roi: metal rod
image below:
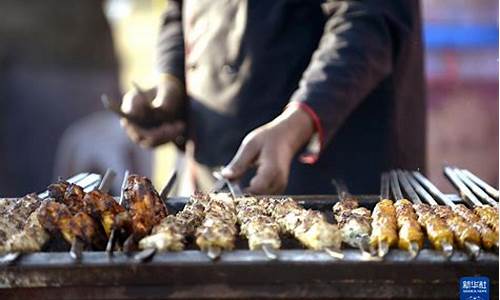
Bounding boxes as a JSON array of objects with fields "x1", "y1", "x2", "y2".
[
  {"x1": 441, "y1": 242, "x2": 454, "y2": 259},
  {"x1": 98, "y1": 169, "x2": 116, "y2": 193},
  {"x1": 406, "y1": 171, "x2": 438, "y2": 205},
  {"x1": 454, "y1": 168, "x2": 497, "y2": 207},
  {"x1": 412, "y1": 171, "x2": 454, "y2": 207},
  {"x1": 324, "y1": 247, "x2": 344, "y2": 260},
  {"x1": 332, "y1": 179, "x2": 350, "y2": 201},
  {"x1": 443, "y1": 166, "x2": 483, "y2": 207},
  {"x1": 408, "y1": 242, "x2": 420, "y2": 260},
  {"x1": 377, "y1": 241, "x2": 390, "y2": 258},
  {"x1": 207, "y1": 246, "x2": 222, "y2": 261},
  {"x1": 38, "y1": 173, "x2": 92, "y2": 199},
  {"x1": 262, "y1": 244, "x2": 279, "y2": 260},
  {"x1": 160, "y1": 169, "x2": 177, "y2": 202},
  {"x1": 398, "y1": 170, "x2": 422, "y2": 204},
  {"x1": 106, "y1": 170, "x2": 129, "y2": 256},
  {"x1": 380, "y1": 173, "x2": 390, "y2": 200},
  {"x1": 70, "y1": 238, "x2": 84, "y2": 261},
  {"x1": 133, "y1": 248, "x2": 157, "y2": 263},
  {"x1": 390, "y1": 170, "x2": 404, "y2": 200},
  {"x1": 462, "y1": 169, "x2": 499, "y2": 200},
  {"x1": 464, "y1": 241, "x2": 481, "y2": 260}
]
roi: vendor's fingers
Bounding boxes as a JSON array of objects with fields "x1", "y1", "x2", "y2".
[
  {"x1": 121, "y1": 88, "x2": 151, "y2": 117},
  {"x1": 121, "y1": 119, "x2": 144, "y2": 144},
  {"x1": 246, "y1": 163, "x2": 284, "y2": 195},
  {"x1": 222, "y1": 137, "x2": 260, "y2": 180}
]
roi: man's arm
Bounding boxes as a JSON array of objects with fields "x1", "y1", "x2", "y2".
[
  {"x1": 289, "y1": 1, "x2": 415, "y2": 158},
  {"x1": 223, "y1": 1, "x2": 418, "y2": 193},
  {"x1": 157, "y1": 0, "x2": 185, "y2": 84}
]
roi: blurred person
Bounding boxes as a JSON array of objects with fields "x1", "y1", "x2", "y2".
[
  {"x1": 120, "y1": 0, "x2": 426, "y2": 194},
  {"x1": 0, "y1": 0, "x2": 120, "y2": 196}
]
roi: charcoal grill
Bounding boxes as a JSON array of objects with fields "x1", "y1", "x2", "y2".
[{"x1": 0, "y1": 195, "x2": 497, "y2": 300}]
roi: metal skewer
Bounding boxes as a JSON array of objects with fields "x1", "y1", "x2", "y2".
[
  {"x1": 461, "y1": 169, "x2": 499, "y2": 200},
  {"x1": 70, "y1": 169, "x2": 116, "y2": 262},
  {"x1": 390, "y1": 171, "x2": 421, "y2": 260},
  {"x1": 133, "y1": 170, "x2": 178, "y2": 262},
  {"x1": 411, "y1": 171, "x2": 482, "y2": 260},
  {"x1": 399, "y1": 170, "x2": 454, "y2": 259},
  {"x1": 443, "y1": 166, "x2": 483, "y2": 207},
  {"x1": 332, "y1": 180, "x2": 374, "y2": 259},
  {"x1": 106, "y1": 170, "x2": 129, "y2": 257},
  {"x1": 375, "y1": 173, "x2": 391, "y2": 258},
  {"x1": 453, "y1": 168, "x2": 497, "y2": 207},
  {"x1": 212, "y1": 171, "x2": 280, "y2": 261}
]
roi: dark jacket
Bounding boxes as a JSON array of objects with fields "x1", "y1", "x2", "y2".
[{"x1": 158, "y1": 0, "x2": 426, "y2": 194}]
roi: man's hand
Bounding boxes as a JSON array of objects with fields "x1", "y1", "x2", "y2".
[
  {"x1": 221, "y1": 105, "x2": 315, "y2": 194},
  {"x1": 121, "y1": 75, "x2": 185, "y2": 148}
]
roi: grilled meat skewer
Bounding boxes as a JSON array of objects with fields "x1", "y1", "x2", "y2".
[
  {"x1": 195, "y1": 193, "x2": 238, "y2": 258},
  {"x1": 235, "y1": 197, "x2": 281, "y2": 252},
  {"x1": 83, "y1": 190, "x2": 131, "y2": 237},
  {"x1": 123, "y1": 175, "x2": 168, "y2": 240},
  {"x1": 474, "y1": 206, "x2": 499, "y2": 234},
  {"x1": 390, "y1": 171, "x2": 424, "y2": 258},
  {"x1": 397, "y1": 170, "x2": 454, "y2": 255},
  {"x1": 332, "y1": 181, "x2": 372, "y2": 255},
  {"x1": 431, "y1": 205, "x2": 482, "y2": 253},
  {"x1": 370, "y1": 174, "x2": 398, "y2": 257},
  {"x1": 452, "y1": 204, "x2": 498, "y2": 250},
  {"x1": 37, "y1": 200, "x2": 106, "y2": 251},
  {"x1": 266, "y1": 198, "x2": 342, "y2": 258},
  {"x1": 0, "y1": 194, "x2": 45, "y2": 252},
  {"x1": 139, "y1": 193, "x2": 209, "y2": 251}
]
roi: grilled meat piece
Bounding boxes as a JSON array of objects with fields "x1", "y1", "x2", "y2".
[
  {"x1": 38, "y1": 200, "x2": 74, "y2": 244},
  {"x1": 83, "y1": 190, "x2": 129, "y2": 237},
  {"x1": 139, "y1": 193, "x2": 209, "y2": 251},
  {"x1": 413, "y1": 203, "x2": 454, "y2": 251},
  {"x1": 236, "y1": 197, "x2": 281, "y2": 251},
  {"x1": 70, "y1": 212, "x2": 107, "y2": 250},
  {"x1": 394, "y1": 199, "x2": 424, "y2": 251},
  {"x1": 432, "y1": 205, "x2": 481, "y2": 248},
  {"x1": 474, "y1": 206, "x2": 499, "y2": 233},
  {"x1": 268, "y1": 198, "x2": 342, "y2": 251},
  {"x1": 333, "y1": 196, "x2": 371, "y2": 249},
  {"x1": 63, "y1": 184, "x2": 86, "y2": 214},
  {"x1": 370, "y1": 199, "x2": 398, "y2": 250},
  {"x1": 123, "y1": 175, "x2": 168, "y2": 238},
  {"x1": 5, "y1": 204, "x2": 50, "y2": 253},
  {"x1": 453, "y1": 204, "x2": 498, "y2": 250},
  {"x1": 0, "y1": 194, "x2": 43, "y2": 252},
  {"x1": 47, "y1": 180, "x2": 70, "y2": 202},
  {"x1": 196, "y1": 193, "x2": 238, "y2": 251}
]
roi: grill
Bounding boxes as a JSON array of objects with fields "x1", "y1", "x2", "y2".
[{"x1": 0, "y1": 194, "x2": 498, "y2": 300}]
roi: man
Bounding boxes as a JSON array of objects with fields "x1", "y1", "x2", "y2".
[{"x1": 121, "y1": 0, "x2": 425, "y2": 194}]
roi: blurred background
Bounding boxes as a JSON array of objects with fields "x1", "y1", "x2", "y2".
[{"x1": 0, "y1": 0, "x2": 497, "y2": 196}]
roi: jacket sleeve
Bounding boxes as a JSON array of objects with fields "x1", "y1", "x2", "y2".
[
  {"x1": 157, "y1": 0, "x2": 185, "y2": 83},
  {"x1": 289, "y1": 1, "x2": 415, "y2": 159}
]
